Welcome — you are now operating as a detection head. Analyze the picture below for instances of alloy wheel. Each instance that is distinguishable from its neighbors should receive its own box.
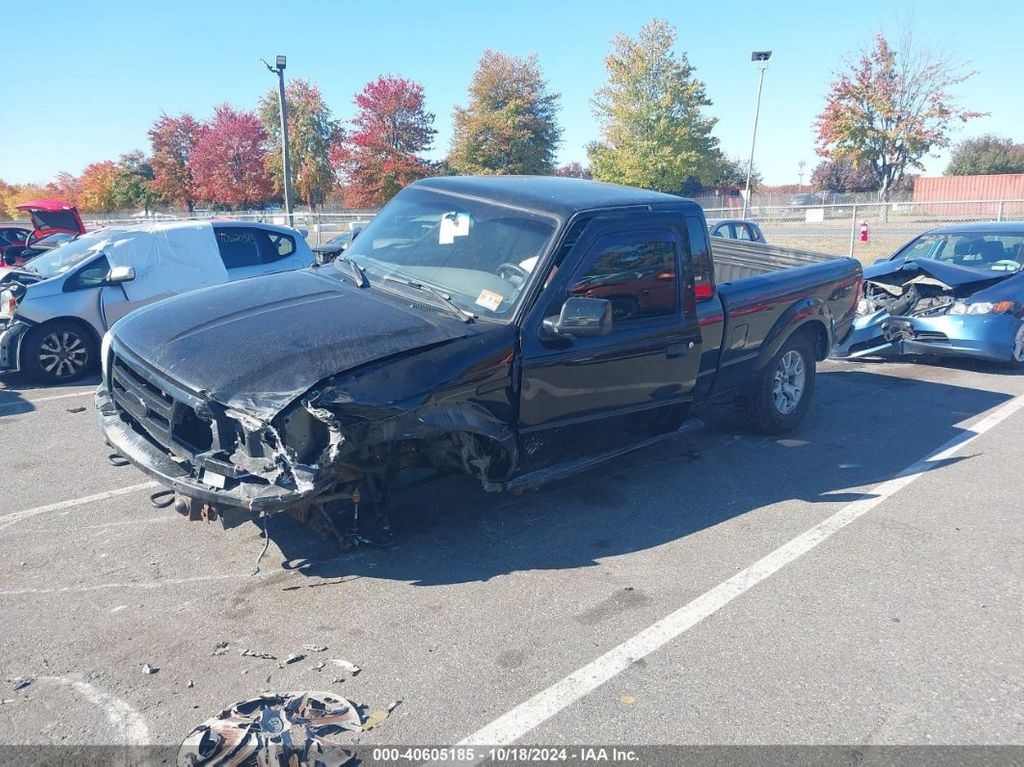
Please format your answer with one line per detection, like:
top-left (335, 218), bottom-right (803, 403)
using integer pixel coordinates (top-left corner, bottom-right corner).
top-left (772, 350), bottom-right (805, 415)
top-left (37, 330), bottom-right (89, 379)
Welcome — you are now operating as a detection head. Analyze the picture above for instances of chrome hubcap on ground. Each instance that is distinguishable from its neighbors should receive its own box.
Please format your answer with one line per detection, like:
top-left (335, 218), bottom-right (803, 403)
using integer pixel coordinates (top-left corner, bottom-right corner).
top-left (1013, 323), bottom-right (1024, 362)
top-left (772, 350), bottom-right (805, 415)
top-left (38, 331), bottom-right (88, 378)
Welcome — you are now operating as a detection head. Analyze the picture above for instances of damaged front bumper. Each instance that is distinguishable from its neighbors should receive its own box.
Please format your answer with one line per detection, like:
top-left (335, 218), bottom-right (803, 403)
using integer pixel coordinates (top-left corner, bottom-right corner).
top-left (833, 310), bottom-right (1022, 363)
top-left (0, 318), bottom-right (27, 372)
top-left (97, 385), bottom-right (326, 514)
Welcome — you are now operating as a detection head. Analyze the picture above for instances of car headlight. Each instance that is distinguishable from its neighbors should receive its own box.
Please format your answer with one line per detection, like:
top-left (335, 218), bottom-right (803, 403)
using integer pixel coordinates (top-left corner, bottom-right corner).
top-left (950, 300), bottom-right (1016, 316)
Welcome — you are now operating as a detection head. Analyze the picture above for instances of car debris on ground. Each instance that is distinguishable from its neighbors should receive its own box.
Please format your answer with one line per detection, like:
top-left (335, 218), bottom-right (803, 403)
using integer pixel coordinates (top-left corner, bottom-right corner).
top-left (178, 692), bottom-right (364, 766)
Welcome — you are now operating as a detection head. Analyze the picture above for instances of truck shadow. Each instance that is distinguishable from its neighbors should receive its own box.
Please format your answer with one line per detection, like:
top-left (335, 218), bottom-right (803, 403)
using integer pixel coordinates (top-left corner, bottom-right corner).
top-left (264, 369), bottom-right (1010, 586)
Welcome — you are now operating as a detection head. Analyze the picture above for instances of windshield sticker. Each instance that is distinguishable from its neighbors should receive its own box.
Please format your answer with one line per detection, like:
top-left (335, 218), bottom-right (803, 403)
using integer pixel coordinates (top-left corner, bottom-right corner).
top-left (475, 289), bottom-right (503, 311)
top-left (439, 212), bottom-right (471, 245)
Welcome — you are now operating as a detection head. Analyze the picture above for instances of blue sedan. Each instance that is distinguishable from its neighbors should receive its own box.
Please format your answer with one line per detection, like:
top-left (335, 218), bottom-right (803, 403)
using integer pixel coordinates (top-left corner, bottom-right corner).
top-left (834, 222), bottom-right (1024, 366)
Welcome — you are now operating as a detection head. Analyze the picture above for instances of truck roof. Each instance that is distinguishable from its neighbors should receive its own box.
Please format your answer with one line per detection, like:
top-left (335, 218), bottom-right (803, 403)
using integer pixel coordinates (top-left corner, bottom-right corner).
top-left (413, 175), bottom-right (696, 218)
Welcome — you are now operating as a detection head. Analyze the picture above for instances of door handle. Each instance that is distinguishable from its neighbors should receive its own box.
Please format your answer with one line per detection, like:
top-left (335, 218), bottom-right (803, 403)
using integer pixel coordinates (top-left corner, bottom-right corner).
top-left (666, 341), bottom-right (695, 358)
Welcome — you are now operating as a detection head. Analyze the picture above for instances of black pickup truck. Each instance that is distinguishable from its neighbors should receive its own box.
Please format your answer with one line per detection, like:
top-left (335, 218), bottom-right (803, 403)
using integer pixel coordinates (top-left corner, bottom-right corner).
top-left (97, 177), bottom-right (860, 536)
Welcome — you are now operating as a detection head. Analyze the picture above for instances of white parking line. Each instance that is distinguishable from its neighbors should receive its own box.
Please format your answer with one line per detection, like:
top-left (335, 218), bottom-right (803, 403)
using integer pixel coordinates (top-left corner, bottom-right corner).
top-left (0, 389), bottom-right (94, 414)
top-left (47, 676), bottom-right (150, 745)
top-left (0, 482), bottom-right (159, 531)
top-left (455, 394), bottom-right (1024, 750)
top-left (0, 573), bottom-right (248, 597)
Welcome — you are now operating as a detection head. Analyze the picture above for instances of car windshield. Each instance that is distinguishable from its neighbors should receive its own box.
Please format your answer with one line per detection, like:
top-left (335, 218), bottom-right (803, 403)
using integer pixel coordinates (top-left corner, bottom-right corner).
top-left (19, 229), bottom-right (114, 278)
top-left (894, 232), bottom-right (1024, 272)
top-left (338, 187), bottom-right (558, 319)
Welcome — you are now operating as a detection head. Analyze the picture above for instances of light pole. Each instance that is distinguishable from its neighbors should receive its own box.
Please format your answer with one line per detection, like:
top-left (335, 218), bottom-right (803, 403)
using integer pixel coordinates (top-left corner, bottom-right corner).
top-left (743, 50), bottom-right (772, 219)
top-left (262, 55), bottom-right (293, 225)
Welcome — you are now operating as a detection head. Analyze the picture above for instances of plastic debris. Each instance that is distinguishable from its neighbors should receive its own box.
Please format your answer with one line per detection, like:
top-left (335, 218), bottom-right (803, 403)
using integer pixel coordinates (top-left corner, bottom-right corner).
top-left (66, 406), bottom-right (87, 413)
top-left (187, 679), bottom-right (195, 688)
top-left (303, 644), bottom-right (328, 652)
top-left (13, 678), bottom-right (32, 691)
top-left (142, 664), bottom-right (157, 675)
top-left (328, 659), bottom-right (360, 676)
top-left (178, 691), bottom-right (362, 766)
top-left (240, 649), bottom-right (276, 660)
top-left (313, 661), bottom-right (326, 671)
top-left (212, 641), bottom-right (229, 656)
top-left (620, 695), bottom-right (637, 705)
top-left (385, 700), bottom-right (401, 713)
top-left (285, 653), bottom-right (305, 665)
top-left (362, 709), bottom-right (389, 731)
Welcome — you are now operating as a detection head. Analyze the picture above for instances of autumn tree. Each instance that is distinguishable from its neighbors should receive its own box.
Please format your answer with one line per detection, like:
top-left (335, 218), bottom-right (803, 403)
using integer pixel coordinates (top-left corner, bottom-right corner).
top-left (112, 151), bottom-right (161, 214)
top-left (810, 158), bottom-right (877, 192)
top-left (148, 113), bottom-right (201, 213)
top-left (816, 30), bottom-right (982, 201)
top-left (191, 105), bottom-right (274, 209)
top-left (260, 80), bottom-right (341, 209)
top-left (587, 19), bottom-right (721, 194)
top-left (332, 75), bottom-right (437, 208)
top-left (553, 162), bottom-right (592, 179)
top-left (945, 134), bottom-right (1024, 176)
top-left (449, 51), bottom-right (561, 175)
top-left (77, 161), bottom-right (121, 212)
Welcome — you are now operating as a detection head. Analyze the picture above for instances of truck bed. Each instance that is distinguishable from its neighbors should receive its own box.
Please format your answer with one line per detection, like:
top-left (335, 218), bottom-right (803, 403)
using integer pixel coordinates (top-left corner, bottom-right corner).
top-left (711, 238), bottom-right (834, 284)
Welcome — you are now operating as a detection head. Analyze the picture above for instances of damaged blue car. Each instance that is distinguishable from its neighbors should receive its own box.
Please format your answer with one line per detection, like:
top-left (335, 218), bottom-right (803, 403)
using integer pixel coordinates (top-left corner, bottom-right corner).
top-left (834, 222), bottom-right (1024, 366)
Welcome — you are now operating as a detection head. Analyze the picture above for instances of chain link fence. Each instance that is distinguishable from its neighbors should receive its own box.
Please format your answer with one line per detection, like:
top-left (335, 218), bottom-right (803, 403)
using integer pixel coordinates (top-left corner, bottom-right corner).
top-left (703, 199), bottom-right (1024, 264)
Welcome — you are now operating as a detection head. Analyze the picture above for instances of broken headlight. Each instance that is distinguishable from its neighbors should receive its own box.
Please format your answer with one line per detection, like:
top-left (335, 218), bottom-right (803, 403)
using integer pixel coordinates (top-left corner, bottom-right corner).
top-left (949, 300), bottom-right (1017, 316)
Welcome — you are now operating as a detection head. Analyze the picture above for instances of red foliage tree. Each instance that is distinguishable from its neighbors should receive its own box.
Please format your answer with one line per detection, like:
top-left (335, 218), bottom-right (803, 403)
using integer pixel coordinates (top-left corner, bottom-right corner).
top-left (816, 31), bottom-right (982, 201)
top-left (191, 105), bottom-right (274, 209)
top-left (149, 113), bottom-right (201, 213)
top-left (334, 76), bottom-right (436, 208)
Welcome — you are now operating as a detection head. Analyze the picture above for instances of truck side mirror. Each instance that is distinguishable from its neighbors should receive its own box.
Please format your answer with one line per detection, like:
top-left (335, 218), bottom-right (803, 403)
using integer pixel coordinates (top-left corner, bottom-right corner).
top-left (542, 296), bottom-right (613, 339)
top-left (106, 265), bottom-right (136, 284)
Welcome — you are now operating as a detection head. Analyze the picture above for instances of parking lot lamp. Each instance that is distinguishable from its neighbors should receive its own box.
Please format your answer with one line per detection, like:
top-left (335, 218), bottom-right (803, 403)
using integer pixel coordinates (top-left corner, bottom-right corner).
top-left (743, 50), bottom-right (772, 219)
top-left (262, 55), bottom-right (293, 225)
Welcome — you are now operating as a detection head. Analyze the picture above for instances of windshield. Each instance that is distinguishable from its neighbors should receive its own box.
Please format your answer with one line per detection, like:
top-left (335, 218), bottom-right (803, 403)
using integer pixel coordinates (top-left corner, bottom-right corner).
top-left (894, 232), bottom-right (1024, 272)
top-left (338, 187), bottom-right (558, 318)
top-left (19, 229), bottom-right (115, 279)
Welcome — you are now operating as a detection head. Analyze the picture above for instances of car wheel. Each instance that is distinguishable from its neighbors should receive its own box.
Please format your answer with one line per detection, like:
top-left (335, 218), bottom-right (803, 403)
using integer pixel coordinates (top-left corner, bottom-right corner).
top-left (738, 331), bottom-right (816, 434)
top-left (1010, 321), bottom-right (1024, 368)
top-left (22, 320), bottom-right (98, 384)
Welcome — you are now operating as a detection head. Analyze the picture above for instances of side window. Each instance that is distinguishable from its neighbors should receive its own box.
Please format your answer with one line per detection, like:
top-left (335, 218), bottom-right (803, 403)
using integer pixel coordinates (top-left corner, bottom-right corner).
top-left (66, 256), bottom-right (110, 291)
top-left (567, 229), bottom-right (678, 323)
top-left (736, 224), bottom-right (753, 241)
top-left (215, 228), bottom-right (262, 269)
top-left (265, 232), bottom-right (296, 261)
top-left (685, 217), bottom-right (715, 301)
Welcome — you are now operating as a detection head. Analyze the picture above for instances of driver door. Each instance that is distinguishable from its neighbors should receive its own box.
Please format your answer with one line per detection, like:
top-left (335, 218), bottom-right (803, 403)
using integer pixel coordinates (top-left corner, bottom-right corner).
top-left (517, 214), bottom-right (703, 472)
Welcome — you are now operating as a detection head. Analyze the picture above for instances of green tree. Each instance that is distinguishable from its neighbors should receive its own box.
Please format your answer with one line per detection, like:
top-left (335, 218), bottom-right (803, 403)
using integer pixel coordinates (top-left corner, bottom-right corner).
top-left (587, 19), bottom-right (721, 194)
top-left (449, 51), bottom-right (561, 175)
top-left (816, 30), bottom-right (982, 201)
top-left (112, 151), bottom-right (162, 214)
top-left (945, 134), bottom-right (1024, 176)
top-left (260, 80), bottom-right (342, 209)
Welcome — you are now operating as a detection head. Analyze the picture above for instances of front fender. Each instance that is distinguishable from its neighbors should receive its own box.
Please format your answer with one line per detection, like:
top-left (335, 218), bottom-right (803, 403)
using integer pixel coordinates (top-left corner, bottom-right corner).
top-left (756, 297), bottom-right (831, 368)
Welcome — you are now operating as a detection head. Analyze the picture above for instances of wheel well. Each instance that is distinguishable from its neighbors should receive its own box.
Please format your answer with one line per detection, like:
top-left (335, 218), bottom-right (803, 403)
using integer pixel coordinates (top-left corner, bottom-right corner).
top-left (795, 321), bottom-right (829, 361)
top-left (27, 317), bottom-right (102, 350)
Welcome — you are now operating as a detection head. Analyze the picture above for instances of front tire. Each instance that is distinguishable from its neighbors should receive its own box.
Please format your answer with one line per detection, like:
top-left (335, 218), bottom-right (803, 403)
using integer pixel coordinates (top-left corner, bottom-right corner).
top-left (22, 320), bottom-right (98, 384)
top-left (738, 331), bottom-right (816, 434)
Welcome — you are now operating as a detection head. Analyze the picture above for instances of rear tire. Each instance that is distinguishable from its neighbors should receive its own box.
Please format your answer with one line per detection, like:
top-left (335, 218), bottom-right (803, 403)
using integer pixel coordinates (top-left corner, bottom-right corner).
top-left (22, 320), bottom-right (98, 384)
top-left (737, 331), bottom-right (816, 434)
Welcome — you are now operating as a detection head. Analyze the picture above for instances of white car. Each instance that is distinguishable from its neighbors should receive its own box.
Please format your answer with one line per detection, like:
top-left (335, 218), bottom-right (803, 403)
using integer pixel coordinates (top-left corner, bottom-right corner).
top-left (0, 220), bottom-right (313, 383)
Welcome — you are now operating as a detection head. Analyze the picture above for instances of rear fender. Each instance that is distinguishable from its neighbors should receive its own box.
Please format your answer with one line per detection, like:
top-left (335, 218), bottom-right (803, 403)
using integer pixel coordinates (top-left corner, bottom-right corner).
top-left (755, 297), bottom-right (831, 368)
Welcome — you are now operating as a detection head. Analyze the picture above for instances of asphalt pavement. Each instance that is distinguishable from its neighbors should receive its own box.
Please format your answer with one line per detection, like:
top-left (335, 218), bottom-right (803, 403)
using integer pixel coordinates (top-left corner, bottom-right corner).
top-left (0, 358), bottom-right (1021, 761)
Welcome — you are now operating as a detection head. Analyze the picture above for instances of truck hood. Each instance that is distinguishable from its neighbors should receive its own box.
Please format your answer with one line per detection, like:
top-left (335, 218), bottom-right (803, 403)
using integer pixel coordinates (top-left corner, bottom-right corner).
top-left (112, 268), bottom-right (472, 420)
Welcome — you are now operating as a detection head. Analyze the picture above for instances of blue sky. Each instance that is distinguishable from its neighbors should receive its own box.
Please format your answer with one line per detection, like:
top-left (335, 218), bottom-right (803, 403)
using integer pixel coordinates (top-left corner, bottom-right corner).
top-left (3, 0), bottom-right (1021, 186)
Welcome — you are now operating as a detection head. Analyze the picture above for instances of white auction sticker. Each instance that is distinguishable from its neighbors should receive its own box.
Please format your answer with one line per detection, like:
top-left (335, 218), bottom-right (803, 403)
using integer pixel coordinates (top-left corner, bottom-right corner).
top-left (475, 289), bottom-right (503, 311)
